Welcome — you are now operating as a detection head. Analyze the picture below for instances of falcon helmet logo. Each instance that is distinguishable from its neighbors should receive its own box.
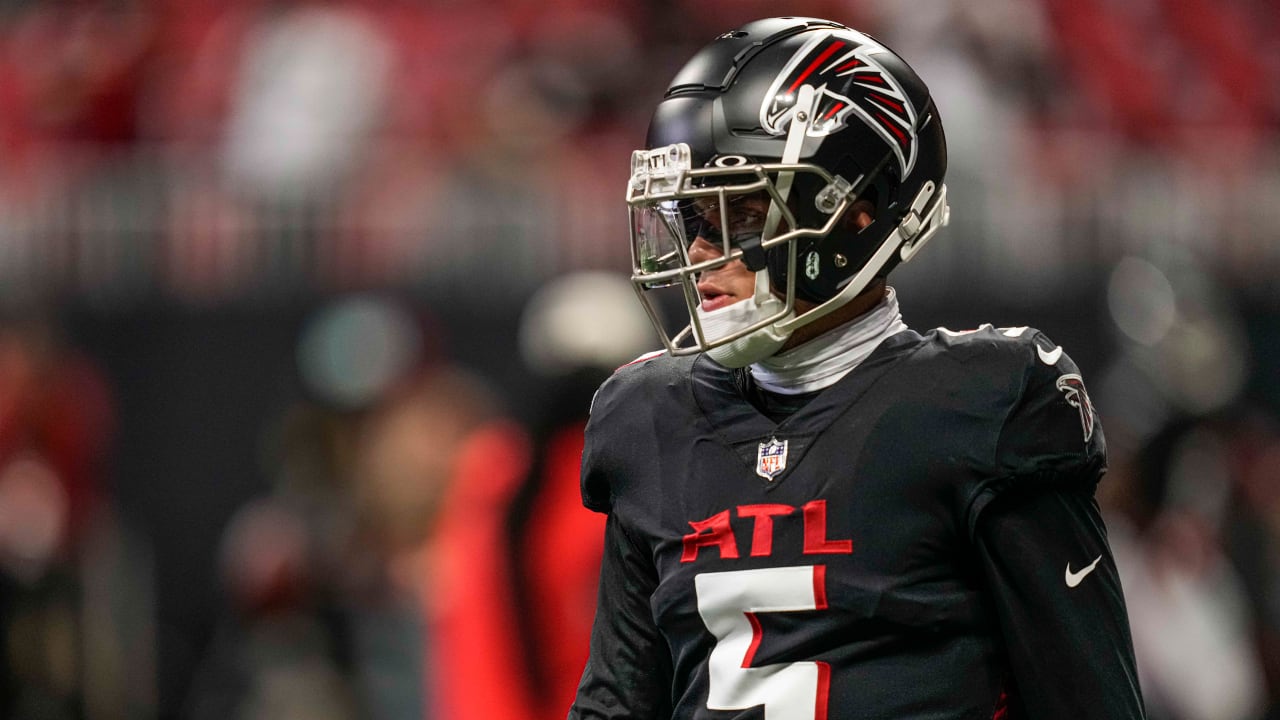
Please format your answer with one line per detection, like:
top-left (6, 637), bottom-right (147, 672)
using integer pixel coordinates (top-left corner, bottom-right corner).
top-left (756, 437), bottom-right (789, 481)
top-left (1055, 373), bottom-right (1097, 442)
top-left (759, 31), bottom-right (920, 177)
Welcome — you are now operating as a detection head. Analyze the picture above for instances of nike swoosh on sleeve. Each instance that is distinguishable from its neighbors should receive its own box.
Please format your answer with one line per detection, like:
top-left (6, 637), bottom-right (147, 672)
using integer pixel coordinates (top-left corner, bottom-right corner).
top-left (1037, 345), bottom-right (1063, 366)
top-left (1064, 555), bottom-right (1102, 588)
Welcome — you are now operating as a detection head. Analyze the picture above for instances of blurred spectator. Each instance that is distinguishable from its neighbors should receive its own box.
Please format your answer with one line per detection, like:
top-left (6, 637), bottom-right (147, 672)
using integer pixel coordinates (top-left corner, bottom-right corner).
top-left (183, 295), bottom-right (408, 719)
top-left (1093, 252), bottom-right (1276, 720)
top-left (1110, 417), bottom-right (1269, 720)
top-left (0, 312), bottom-right (124, 719)
top-left (220, 2), bottom-right (392, 204)
top-left (507, 272), bottom-right (652, 716)
top-left (5, 0), bottom-right (155, 148)
top-left (185, 495), bottom-right (360, 720)
top-left (187, 294), bottom-right (517, 720)
top-left (0, 314), bottom-right (112, 541)
top-left (396, 371), bottom-right (525, 720)
top-left (1223, 412), bottom-right (1280, 720)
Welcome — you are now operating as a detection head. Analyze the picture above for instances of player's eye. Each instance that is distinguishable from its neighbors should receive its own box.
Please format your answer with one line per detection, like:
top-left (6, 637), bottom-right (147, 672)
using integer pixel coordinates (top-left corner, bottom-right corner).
top-left (728, 206), bottom-right (767, 236)
top-left (689, 219), bottom-right (721, 243)
top-left (692, 193), bottom-right (769, 241)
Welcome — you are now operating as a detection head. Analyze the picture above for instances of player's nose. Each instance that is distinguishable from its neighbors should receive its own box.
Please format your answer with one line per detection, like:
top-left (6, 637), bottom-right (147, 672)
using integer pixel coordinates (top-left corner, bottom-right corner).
top-left (687, 235), bottom-right (724, 264)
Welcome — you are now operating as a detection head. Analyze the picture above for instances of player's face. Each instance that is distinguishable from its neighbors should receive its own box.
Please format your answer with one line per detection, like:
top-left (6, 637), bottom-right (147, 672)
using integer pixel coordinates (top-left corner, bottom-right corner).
top-left (685, 193), bottom-right (878, 316)
top-left (686, 193), bottom-right (771, 311)
top-left (688, 236), bottom-right (755, 311)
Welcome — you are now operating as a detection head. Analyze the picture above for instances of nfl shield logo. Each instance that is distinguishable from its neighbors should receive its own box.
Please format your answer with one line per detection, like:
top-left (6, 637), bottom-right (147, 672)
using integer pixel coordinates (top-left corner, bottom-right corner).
top-left (756, 437), bottom-right (789, 481)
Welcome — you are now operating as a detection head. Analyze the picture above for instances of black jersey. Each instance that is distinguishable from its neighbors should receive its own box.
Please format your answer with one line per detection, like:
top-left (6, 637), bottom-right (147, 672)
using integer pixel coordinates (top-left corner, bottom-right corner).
top-left (569, 326), bottom-right (1144, 720)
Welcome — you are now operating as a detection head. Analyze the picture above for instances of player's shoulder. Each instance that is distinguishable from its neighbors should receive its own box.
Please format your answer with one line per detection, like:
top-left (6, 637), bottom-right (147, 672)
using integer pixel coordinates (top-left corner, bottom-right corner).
top-left (922, 322), bottom-right (1091, 408)
top-left (921, 324), bottom-right (1106, 527)
top-left (942, 325), bottom-right (1104, 475)
top-left (614, 348), bottom-right (677, 377)
top-left (588, 348), bottom-right (692, 416)
top-left (581, 349), bottom-right (692, 513)
top-left (915, 323), bottom-right (1086, 384)
top-left (921, 323), bottom-right (1060, 363)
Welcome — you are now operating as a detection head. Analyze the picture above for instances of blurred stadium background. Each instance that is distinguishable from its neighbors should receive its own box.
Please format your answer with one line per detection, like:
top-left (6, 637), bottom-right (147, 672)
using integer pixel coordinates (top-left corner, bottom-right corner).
top-left (1, 0), bottom-right (1278, 719)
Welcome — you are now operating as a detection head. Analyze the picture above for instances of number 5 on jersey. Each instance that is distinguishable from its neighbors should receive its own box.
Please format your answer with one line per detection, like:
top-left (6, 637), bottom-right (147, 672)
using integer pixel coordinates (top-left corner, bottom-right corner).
top-left (695, 566), bottom-right (830, 720)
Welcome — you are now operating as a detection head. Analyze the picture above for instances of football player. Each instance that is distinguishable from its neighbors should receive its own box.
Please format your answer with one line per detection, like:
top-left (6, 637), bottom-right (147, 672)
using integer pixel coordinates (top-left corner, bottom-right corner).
top-left (568, 17), bottom-right (1146, 720)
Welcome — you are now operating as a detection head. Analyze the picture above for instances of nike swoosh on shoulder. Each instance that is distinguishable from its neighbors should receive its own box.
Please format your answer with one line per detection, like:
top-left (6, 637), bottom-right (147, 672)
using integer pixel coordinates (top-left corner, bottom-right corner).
top-left (1037, 344), bottom-right (1063, 366)
top-left (1065, 555), bottom-right (1103, 588)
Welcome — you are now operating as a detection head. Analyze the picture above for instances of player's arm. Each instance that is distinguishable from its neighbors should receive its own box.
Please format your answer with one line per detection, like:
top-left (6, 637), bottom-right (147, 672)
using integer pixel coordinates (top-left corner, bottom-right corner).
top-left (568, 513), bottom-right (673, 719)
top-left (968, 333), bottom-right (1144, 718)
top-left (974, 483), bottom-right (1145, 719)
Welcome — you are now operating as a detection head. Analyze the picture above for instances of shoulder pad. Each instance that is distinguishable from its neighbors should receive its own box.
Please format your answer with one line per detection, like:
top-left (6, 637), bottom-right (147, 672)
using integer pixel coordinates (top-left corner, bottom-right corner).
top-left (934, 323), bottom-right (1035, 349)
top-left (948, 325), bottom-right (1107, 534)
top-left (589, 348), bottom-right (669, 416)
top-left (992, 326), bottom-right (1105, 478)
top-left (581, 350), bottom-right (691, 513)
top-left (618, 348), bottom-right (667, 369)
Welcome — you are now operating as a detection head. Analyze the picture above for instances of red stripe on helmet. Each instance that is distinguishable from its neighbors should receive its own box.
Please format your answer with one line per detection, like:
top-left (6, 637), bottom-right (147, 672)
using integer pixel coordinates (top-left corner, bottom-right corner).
top-left (876, 112), bottom-right (908, 144)
top-left (787, 41), bottom-right (846, 94)
top-left (870, 93), bottom-right (904, 112)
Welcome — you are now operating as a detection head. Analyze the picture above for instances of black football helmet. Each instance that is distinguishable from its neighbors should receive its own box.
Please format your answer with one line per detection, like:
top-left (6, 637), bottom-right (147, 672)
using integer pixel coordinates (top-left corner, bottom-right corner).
top-left (627, 17), bottom-right (949, 366)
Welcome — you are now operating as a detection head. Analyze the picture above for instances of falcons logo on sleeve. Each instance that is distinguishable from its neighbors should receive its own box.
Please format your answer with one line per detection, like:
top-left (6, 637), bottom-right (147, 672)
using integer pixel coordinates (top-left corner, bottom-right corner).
top-left (1055, 373), bottom-right (1097, 443)
top-left (760, 31), bottom-right (919, 177)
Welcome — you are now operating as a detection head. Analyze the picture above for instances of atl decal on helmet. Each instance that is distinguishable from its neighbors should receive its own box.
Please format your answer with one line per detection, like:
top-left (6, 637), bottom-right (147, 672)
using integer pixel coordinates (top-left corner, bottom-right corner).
top-left (759, 31), bottom-right (919, 178)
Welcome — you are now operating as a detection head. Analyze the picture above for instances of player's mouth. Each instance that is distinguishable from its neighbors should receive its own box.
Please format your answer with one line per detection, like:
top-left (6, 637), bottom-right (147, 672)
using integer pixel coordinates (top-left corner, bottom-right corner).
top-left (697, 282), bottom-right (739, 311)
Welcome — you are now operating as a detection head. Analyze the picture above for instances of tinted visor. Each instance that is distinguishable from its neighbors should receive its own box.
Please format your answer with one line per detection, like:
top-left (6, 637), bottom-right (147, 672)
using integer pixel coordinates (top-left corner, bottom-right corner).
top-left (630, 190), bottom-right (776, 287)
top-left (689, 191), bottom-right (771, 247)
